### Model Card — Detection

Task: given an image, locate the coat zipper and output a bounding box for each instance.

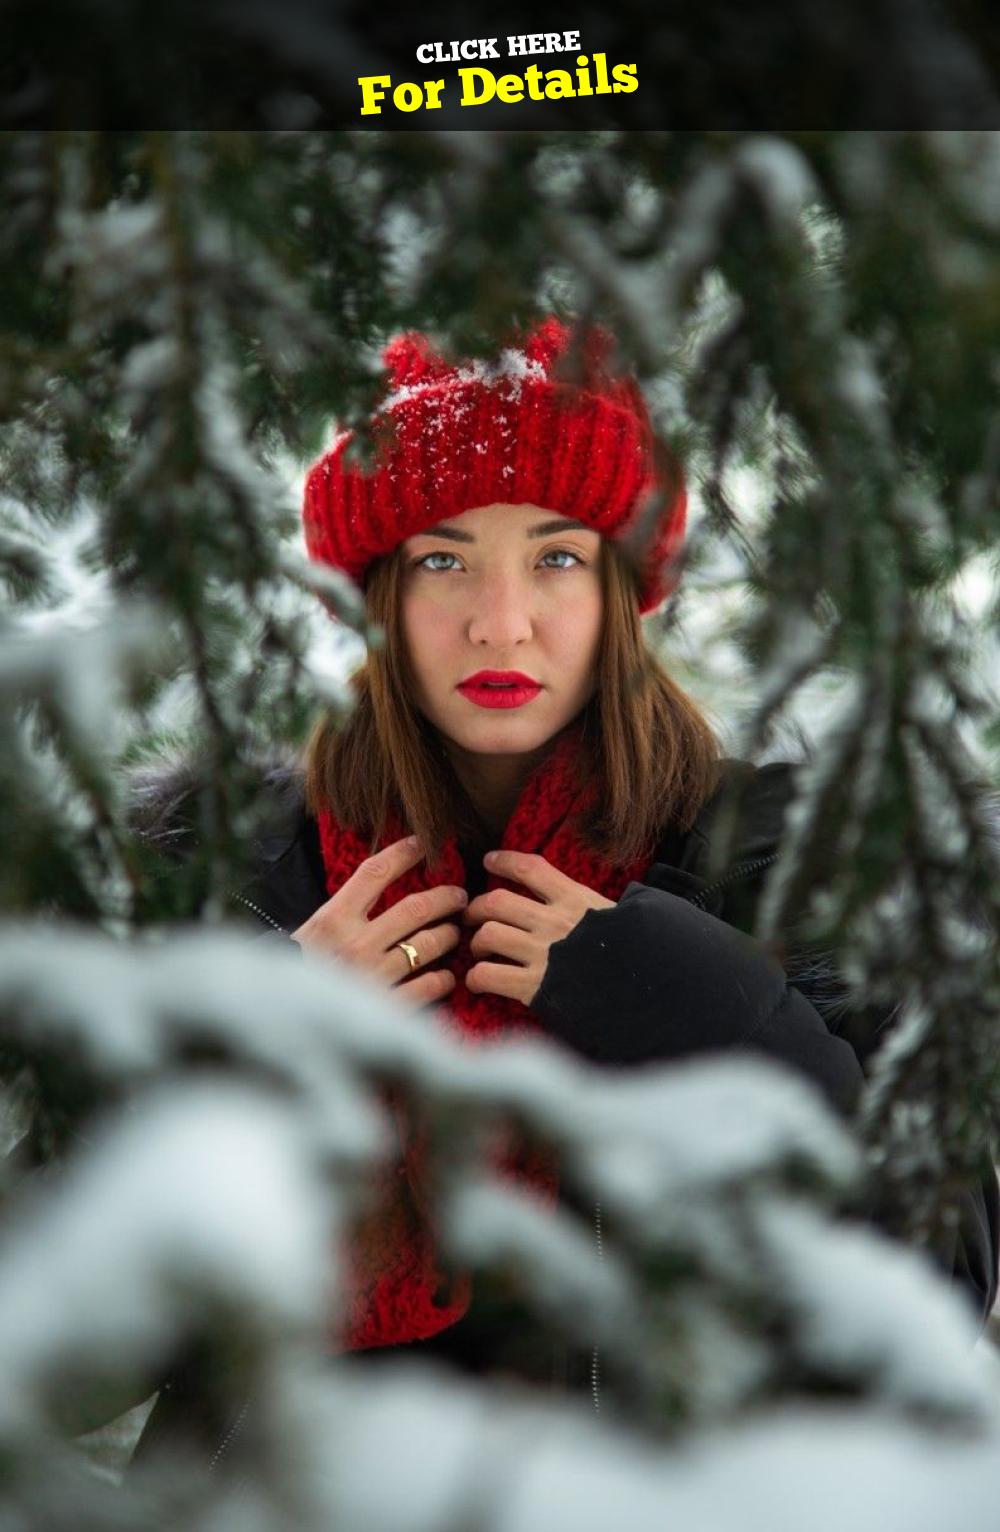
[229,890,290,937]
[591,1199,603,1413]
[687,851,780,911]
[207,1391,254,1474]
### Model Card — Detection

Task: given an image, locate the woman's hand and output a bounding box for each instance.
[290,836,468,1009]
[462,850,617,1006]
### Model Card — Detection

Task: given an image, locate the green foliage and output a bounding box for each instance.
[1,132,999,1446]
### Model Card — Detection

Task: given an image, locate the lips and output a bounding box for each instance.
[458,671,541,689]
[456,671,543,710]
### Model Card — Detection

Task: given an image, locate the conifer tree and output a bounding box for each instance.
[1,129,999,1525]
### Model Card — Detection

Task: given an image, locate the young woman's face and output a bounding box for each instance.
[401,503,604,760]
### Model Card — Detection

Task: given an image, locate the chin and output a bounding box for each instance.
[436,704,548,740]
[459,719,564,753]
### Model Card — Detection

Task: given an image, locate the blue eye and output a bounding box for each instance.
[412,549,585,572]
[540,549,584,569]
[413,551,460,572]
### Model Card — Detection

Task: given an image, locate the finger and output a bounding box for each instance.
[466,960,527,1002]
[483,850,561,900]
[463,888,543,930]
[470,919,535,964]
[397,969,456,1009]
[349,837,426,916]
[376,884,468,945]
[388,922,461,981]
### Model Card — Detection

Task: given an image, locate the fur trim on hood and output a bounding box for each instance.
[125,744,306,861]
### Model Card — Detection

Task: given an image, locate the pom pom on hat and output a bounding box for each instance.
[380,331,455,391]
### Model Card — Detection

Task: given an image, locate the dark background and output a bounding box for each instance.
[3,0,1000,129]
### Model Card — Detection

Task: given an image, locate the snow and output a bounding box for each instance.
[278,541,369,639]
[750,607,833,735]
[197,359,292,527]
[567,1057,859,1229]
[0,602,171,764]
[118,335,182,402]
[379,205,438,306]
[833,340,891,430]
[380,350,548,415]
[756,1201,998,1418]
[50,201,169,307]
[496,1400,1000,1532]
[443,1176,636,1346]
[951,551,1000,623]
[0,1080,333,1433]
[1,921,972,1421]
[6,129,1000,1523]
[733,137,821,221]
[301,1362,504,1532]
[269,1363,1000,1532]
[10,923,976,1450]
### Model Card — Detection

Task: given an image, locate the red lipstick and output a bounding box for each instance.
[457,670,543,710]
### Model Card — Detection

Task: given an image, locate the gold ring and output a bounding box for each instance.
[395,940,420,972]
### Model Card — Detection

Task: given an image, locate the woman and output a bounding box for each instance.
[131,315,998,1468]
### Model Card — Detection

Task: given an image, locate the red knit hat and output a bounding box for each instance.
[303,316,686,615]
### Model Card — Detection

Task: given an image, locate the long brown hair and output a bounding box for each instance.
[303,536,723,872]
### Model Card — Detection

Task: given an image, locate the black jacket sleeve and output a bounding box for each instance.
[532,878,999,1328]
[532,881,865,1117]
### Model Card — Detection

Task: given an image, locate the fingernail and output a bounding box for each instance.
[405,836,421,850]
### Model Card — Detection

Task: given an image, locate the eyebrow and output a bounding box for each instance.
[411,518,594,543]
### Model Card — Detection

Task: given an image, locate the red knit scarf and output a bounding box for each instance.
[315,719,656,1351]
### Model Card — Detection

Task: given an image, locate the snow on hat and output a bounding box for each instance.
[302,315,686,615]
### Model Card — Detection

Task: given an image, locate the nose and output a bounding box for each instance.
[467,573,535,647]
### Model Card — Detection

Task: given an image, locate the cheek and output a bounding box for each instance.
[402,597,454,673]
[557,591,603,660]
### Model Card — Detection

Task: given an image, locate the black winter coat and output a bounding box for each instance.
[129,753,999,1471]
